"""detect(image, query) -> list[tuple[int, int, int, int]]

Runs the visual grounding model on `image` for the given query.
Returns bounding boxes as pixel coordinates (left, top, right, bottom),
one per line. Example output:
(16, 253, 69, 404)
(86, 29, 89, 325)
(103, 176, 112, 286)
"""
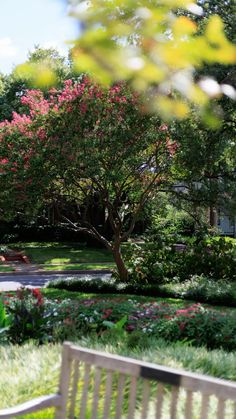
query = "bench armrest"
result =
(0, 394, 62, 418)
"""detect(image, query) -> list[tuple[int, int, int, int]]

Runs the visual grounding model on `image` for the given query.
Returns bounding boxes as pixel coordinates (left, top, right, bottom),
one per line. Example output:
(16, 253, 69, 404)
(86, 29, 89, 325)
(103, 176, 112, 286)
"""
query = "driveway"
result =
(0, 273, 111, 291)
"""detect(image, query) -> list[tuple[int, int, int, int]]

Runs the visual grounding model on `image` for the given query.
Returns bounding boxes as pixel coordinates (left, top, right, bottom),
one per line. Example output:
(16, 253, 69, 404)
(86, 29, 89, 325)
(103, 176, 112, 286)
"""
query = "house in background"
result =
(218, 213, 236, 237)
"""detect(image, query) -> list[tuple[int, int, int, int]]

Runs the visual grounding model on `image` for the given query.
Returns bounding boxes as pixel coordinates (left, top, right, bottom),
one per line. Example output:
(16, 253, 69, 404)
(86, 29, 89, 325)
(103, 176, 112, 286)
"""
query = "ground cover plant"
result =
(1, 288, 236, 351)
(47, 275, 236, 307)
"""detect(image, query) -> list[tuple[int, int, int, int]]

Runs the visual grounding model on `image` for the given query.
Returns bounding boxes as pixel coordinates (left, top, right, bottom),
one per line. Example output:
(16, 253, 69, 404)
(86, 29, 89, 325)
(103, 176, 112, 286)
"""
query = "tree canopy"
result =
(0, 78, 177, 279)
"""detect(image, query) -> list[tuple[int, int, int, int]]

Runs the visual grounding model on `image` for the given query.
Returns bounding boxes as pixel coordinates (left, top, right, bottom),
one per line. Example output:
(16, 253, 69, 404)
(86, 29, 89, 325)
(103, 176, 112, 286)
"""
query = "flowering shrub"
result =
(2, 290, 236, 350)
(0, 78, 177, 281)
(4, 288, 46, 344)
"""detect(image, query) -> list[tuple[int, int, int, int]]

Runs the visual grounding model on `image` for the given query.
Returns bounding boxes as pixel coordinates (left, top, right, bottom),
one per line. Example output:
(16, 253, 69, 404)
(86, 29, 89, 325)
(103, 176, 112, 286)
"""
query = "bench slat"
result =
(91, 367, 102, 419)
(69, 360, 80, 419)
(141, 380, 151, 419)
(155, 383, 164, 419)
(185, 390, 193, 419)
(200, 394, 209, 419)
(115, 373, 126, 419)
(79, 363, 91, 419)
(170, 386, 179, 419)
(217, 398, 225, 419)
(103, 370, 113, 419)
(127, 376, 138, 419)
(55, 341, 72, 419)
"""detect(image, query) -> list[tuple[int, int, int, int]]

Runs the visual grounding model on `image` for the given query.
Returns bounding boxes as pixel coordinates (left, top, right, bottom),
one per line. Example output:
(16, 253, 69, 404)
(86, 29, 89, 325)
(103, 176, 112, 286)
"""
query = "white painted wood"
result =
(69, 360, 80, 419)
(91, 367, 102, 419)
(79, 363, 91, 419)
(127, 376, 138, 419)
(115, 373, 126, 419)
(155, 383, 164, 419)
(170, 386, 179, 419)
(103, 370, 113, 419)
(200, 394, 209, 419)
(185, 390, 193, 419)
(55, 341, 73, 419)
(0, 395, 61, 418)
(141, 380, 151, 419)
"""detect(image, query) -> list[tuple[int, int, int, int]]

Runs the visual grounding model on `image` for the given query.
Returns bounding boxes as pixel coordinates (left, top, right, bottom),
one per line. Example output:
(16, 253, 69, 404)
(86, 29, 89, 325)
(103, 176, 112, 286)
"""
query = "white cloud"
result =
(0, 37, 17, 57)
(42, 40, 69, 57)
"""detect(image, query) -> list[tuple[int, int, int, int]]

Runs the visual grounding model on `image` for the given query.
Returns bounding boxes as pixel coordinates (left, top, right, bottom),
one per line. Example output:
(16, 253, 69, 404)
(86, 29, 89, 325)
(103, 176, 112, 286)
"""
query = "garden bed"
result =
(1, 289, 236, 417)
(1, 289, 236, 351)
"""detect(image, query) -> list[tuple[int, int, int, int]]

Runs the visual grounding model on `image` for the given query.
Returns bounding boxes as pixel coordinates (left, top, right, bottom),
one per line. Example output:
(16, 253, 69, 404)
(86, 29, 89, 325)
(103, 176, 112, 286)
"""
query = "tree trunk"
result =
(209, 206, 218, 227)
(112, 243, 129, 282)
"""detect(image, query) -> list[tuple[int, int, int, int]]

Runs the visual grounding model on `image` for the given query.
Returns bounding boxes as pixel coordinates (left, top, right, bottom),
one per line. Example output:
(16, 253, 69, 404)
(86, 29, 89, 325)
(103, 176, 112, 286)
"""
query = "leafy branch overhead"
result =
(15, 0, 236, 120)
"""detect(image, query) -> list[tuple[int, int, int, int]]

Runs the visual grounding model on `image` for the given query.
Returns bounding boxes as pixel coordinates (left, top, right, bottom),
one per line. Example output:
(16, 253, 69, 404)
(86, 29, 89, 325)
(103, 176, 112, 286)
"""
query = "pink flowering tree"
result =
(0, 78, 176, 281)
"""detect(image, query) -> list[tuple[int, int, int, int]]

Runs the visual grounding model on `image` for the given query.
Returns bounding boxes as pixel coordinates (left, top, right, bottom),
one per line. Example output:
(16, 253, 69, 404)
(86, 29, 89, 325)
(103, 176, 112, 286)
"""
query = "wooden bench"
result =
(0, 341, 236, 418)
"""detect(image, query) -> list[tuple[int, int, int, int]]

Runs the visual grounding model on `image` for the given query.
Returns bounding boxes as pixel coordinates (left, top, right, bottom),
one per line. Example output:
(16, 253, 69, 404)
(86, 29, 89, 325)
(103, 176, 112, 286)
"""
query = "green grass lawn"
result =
(42, 288, 186, 306)
(43, 262, 114, 271)
(0, 265, 14, 272)
(42, 288, 236, 314)
(10, 242, 114, 266)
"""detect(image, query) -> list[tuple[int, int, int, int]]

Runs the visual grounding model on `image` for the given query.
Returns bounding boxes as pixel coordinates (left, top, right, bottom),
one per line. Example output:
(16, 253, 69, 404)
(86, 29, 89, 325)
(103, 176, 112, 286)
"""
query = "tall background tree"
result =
(170, 0, 236, 228)
(0, 46, 72, 122)
(0, 79, 176, 280)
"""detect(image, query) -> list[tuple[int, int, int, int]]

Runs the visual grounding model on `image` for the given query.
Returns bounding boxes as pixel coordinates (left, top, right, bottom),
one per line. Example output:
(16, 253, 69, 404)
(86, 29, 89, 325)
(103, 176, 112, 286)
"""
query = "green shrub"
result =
(5, 288, 47, 344)
(46, 275, 236, 307)
(125, 236, 236, 283)
(162, 275, 236, 306)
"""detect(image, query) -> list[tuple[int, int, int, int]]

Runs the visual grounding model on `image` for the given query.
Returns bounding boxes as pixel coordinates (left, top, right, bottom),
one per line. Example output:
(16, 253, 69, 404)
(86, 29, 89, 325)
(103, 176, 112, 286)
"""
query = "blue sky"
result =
(0, 0, 78, 74)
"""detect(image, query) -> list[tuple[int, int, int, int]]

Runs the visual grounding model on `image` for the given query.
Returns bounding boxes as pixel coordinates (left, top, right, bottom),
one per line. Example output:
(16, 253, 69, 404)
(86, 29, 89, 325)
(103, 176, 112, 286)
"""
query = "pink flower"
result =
(0, 158, 9, 164)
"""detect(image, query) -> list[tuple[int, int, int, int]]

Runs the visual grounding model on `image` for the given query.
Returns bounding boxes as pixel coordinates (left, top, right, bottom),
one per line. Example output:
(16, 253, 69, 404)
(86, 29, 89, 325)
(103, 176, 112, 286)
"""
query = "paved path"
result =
(0, 273, 111, 291)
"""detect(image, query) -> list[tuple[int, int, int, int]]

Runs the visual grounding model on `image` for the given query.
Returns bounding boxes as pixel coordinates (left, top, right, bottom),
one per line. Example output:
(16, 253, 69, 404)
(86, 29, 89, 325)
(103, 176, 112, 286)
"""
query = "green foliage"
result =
(67, 0, 236, 120)
(13, 46, 72, 90)
(3, 290, 236, 351)
(125, 236, 236, 283)
(0, 79, 177, 280)
(0, 299, 12, 342)
(162, 275, 236, 306)
(172, 98, 236, 210)
(6, 288, 46, 344)
(46, 274, 236, 307)
(0, 46, 72, 122)
(152, 304, 236, 350)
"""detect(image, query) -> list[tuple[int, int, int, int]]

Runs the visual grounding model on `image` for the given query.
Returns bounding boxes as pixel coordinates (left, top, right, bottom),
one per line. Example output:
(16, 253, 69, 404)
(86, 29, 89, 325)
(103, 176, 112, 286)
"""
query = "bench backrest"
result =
(55, 342, 236, 419)
(0, 342, 235, 418)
